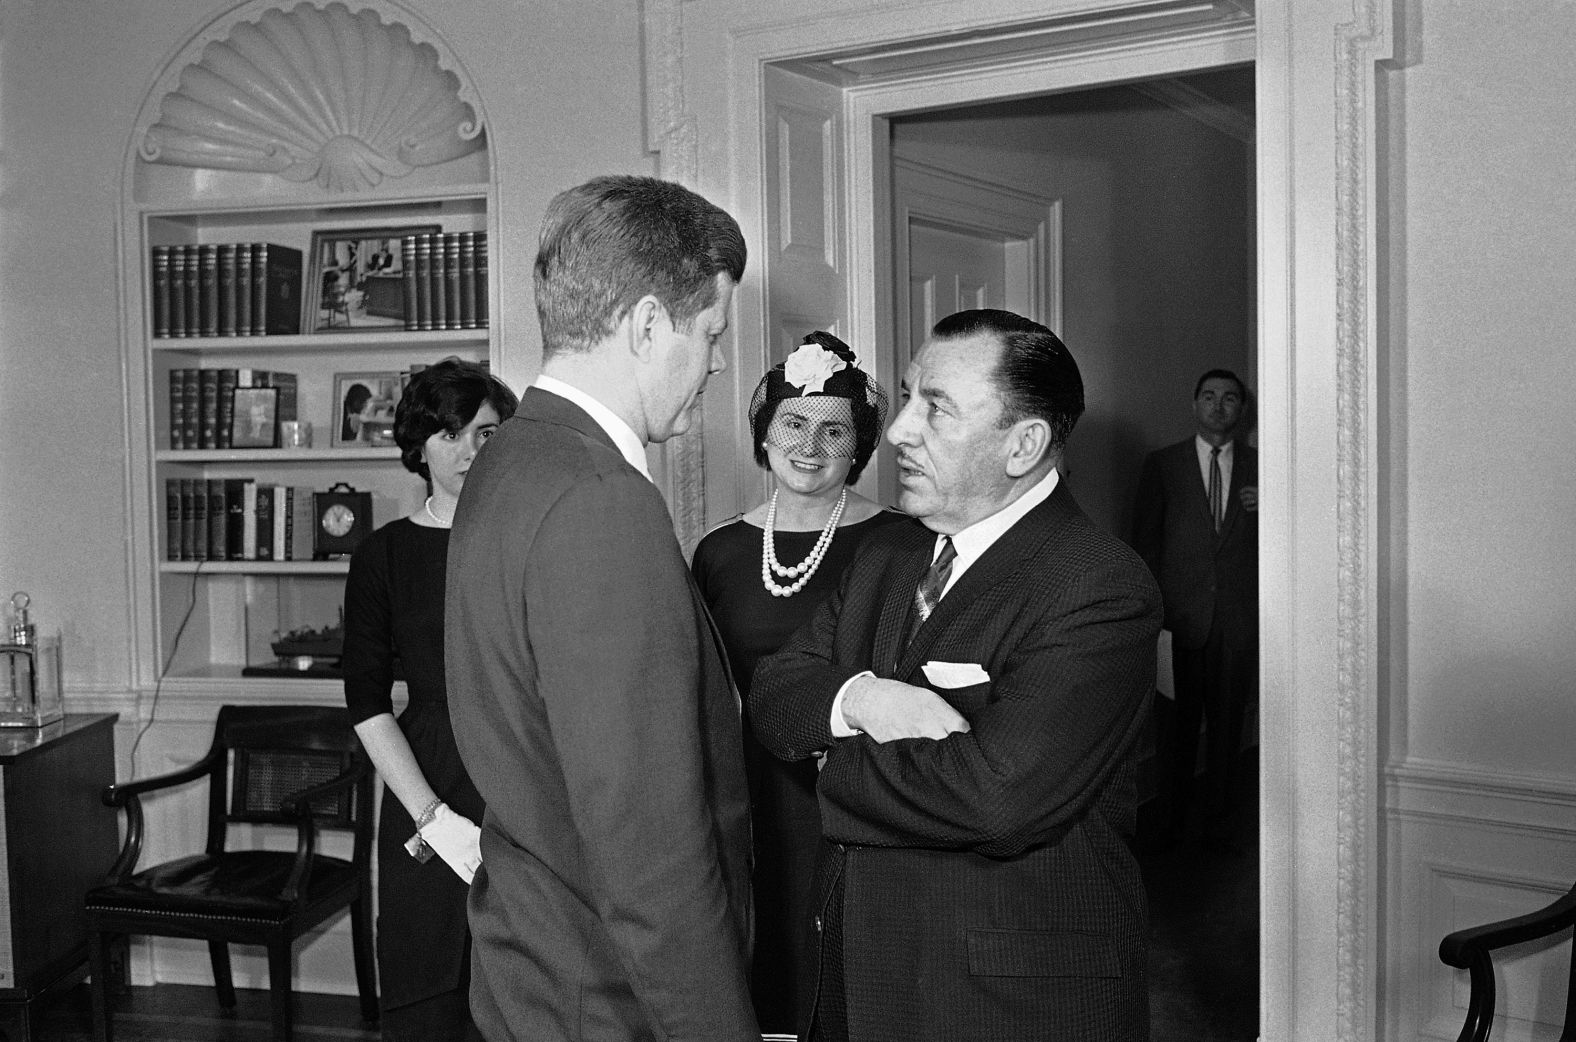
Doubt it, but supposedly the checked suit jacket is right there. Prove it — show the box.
[750,479,1162,1042]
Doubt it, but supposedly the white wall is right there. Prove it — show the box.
[892,85,1253,538]
[1384,3,1576,1040]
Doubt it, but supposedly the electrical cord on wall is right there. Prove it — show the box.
[127,561,203,778]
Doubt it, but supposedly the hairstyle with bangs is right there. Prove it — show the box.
[534,175,747,359]
[395,358,519,481]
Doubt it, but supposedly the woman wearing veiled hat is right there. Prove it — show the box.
[691,331,903,1033]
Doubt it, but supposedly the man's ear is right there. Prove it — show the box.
[628,294,665,361]
[1003,417,1052,478]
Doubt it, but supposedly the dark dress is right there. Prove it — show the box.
[692,510,906,1034]
[343,518,484,1041]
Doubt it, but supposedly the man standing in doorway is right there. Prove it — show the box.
[446,175,759,1041]
[752,308,1162,1041]
[1131,369,1258,852]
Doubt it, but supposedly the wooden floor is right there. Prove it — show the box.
[26,982,377,1042]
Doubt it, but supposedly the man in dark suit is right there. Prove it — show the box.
[446,175,759,1041]
[751,309,1162,1042]
[1131,369,1258,850]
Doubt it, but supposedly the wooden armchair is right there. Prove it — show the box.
[1438,879,1576,1042]
[84,705,377,1042]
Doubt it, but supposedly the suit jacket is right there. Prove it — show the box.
[750,481,1162,1042]
[1130,438,1258,650]
[446,387,757,1042]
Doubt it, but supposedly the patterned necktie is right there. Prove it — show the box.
[911,537,958,642]
[1209,446,1224,532]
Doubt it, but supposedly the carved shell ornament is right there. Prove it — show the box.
[140,2,484,192]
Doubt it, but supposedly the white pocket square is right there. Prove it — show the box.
[921,661,991,688]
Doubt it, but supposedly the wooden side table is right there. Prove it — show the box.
[0,713,120,1041]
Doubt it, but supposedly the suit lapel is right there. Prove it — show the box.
[874,531,932,678]
[894,483,1075,678]
[1217,442,1254,541]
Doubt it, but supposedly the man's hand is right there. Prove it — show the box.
[842,675,972,743]
[1240,485,1258,511]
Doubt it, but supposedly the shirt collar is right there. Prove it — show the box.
[533,374,651,481]
[938,467,1061,574]
[1195,434,1234,461]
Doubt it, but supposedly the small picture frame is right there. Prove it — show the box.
[305,225,440,332]
[230,386,280,449]
[332,371,402,448]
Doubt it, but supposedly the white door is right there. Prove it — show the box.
[905,219,1009,363]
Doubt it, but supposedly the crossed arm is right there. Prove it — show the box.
[751,561,1160,857]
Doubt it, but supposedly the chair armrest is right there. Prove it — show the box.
[1439,883,1576,966]
[101,747,224,807]
[279,763,368,903]
[98,747,225,883]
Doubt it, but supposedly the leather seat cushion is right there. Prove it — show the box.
[85,852,357,920]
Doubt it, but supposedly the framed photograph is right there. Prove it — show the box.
[332,371,402,448]
[305,224,439,332]
[230,386,280,449]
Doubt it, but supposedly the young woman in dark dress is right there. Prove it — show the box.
[341,358,517,1042]
[691,333,901,1034]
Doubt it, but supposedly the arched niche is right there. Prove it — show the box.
[126,0,490,206]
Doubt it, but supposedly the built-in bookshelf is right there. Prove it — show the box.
[122,1,496,692]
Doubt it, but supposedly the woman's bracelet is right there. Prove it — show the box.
[413,796,443,831]
[404,797,445,861]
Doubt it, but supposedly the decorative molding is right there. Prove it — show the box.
[136,1,484,192]
[1388,758,1576,837]
[642,0,707,554]
[1334,1,1393,1038]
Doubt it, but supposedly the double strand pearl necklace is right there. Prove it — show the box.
[761,487,847,598]
[423,495,454,529]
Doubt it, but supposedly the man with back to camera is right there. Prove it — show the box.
[445,175,759,1041]
[1131,369,1258,852]
[751,308,1163,1042]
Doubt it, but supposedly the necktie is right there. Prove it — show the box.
[910,537,957,644]
[1209,446,1223,532]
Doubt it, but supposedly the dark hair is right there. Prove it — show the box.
[748,331,887,485]
[1194,368,1247,400]
[533,175,747,358]
[931,308,1084,452]
[394,358,519,480]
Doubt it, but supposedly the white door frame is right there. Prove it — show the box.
[645,2,1392,1038]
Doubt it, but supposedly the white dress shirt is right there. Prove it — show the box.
[533,374,651,481]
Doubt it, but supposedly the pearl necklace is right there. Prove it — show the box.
[423,496,453,529]
[761,487,847,598]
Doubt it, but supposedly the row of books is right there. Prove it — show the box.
[151,243,304,338]
[168,369,299,450]
[165,479,317,562]
[401,231,488,331]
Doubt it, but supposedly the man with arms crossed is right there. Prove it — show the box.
[752,309,1162,1042]
[447,175,758,1041]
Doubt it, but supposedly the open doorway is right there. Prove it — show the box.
[890,68,1259,1038]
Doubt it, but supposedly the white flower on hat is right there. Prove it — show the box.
[783,341,848,394]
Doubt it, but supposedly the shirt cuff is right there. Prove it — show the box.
[829,670,873,737]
